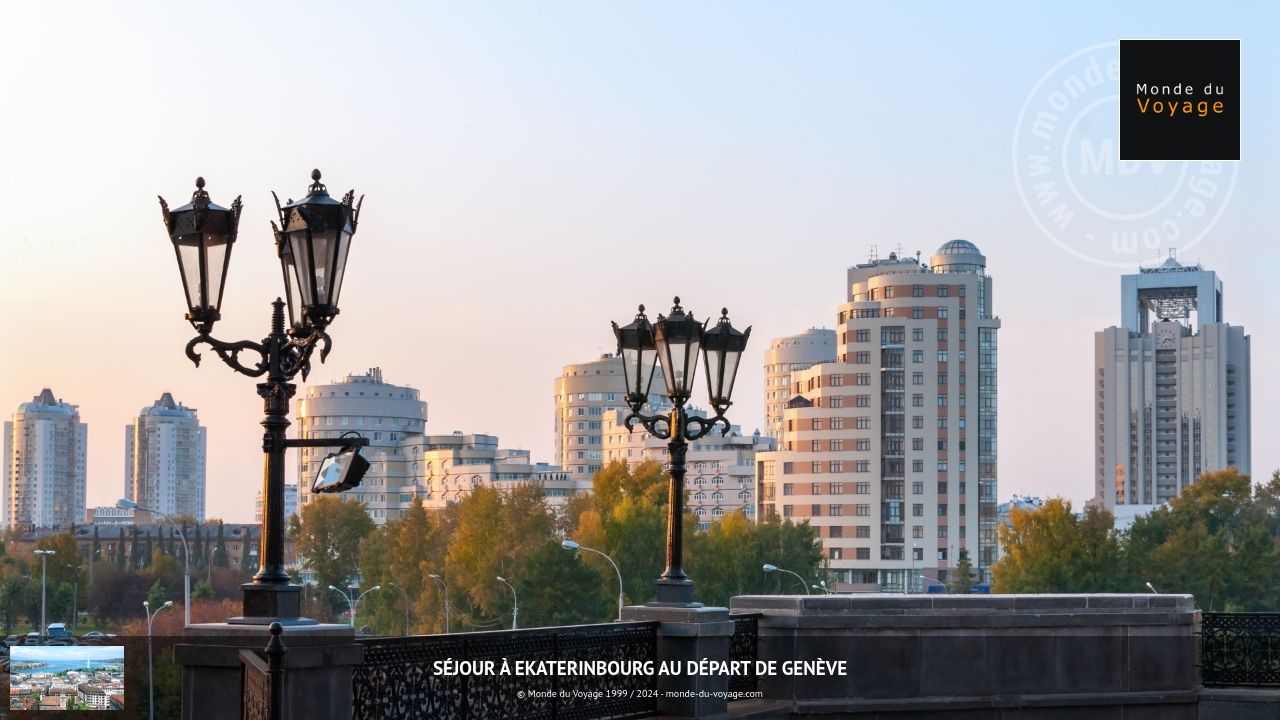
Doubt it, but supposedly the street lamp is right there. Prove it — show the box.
[812,581,833,595]
[762,563,810,595]
[329,585,379,629]
[1146,581,1160,594]
[158,172,369,625]
[33,549,55,639]
[910,544,920,594]
[429,574,450,634]
[118,498,191,627]
[563,539,625,621]
[612,300,750,605]
[386,582,410,636]
[496,576,518,630]
[918,574,944,592]
[144,600,173,720]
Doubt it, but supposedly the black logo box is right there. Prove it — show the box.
[1120,39,1240,161]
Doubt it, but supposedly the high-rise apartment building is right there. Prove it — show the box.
[295,368,429,524]
[765,329,836,441]
[255,483,298,524]
[1093,256,1250,527]
[554,355,668,487]
[125,392,207,520]
[601,409,776,528]
[758,241,1000,591]
[3,389,88,530]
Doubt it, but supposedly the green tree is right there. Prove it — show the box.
[212,522,229,568]
[192,579,215,601]
[515,541,611,627]
[147,579,168,609]
[289,496,375,612]
[950,549,976,594]
[91,526,102,561]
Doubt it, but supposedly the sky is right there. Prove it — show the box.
[1,1,1276,522]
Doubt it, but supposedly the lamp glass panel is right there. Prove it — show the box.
[331,228,352,307]
[205,235,230,311]
[639,346,658,397]
[178,240,202,311]
[621,347,640,395]
[679,337,700,395]
[288,232,315,307]
[311,228,336,305]
[705,347,724,401]
[721,351,741,403]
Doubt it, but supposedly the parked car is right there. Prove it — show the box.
[81,631,105,639]
[24,632,39,644]
[46,623,72,638]
[3,635,18,647]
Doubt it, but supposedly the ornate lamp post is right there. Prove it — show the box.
[158,171,369,625]
[612,298,750,605]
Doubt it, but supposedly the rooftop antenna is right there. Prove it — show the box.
[869,243,878,262]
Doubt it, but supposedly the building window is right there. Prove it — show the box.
[856,417,871,429]
[829,482,844,494]
[856,547,871,560]
[913,373,924,385]
[783,483,794,496]
[913,460,924,472]
[855,352,871,364]
[830,374,845,386]
[938,307,948,319]
[913,525,924,539]
[855,373,871,385]
[938,285,949,297]
[830,396,844,408]
[913,285,924,297]
[830,461,844,473]
[856,525,871,538]
[829,504,843,517]
[937,351,948,363]
[855,504,871,516]
[938,504,948,516]
[855,395,871,407]
[912,306,924,319]
[912,481,924,494]
[855,482,870,494]
[855,329,870,342]
[854,461,870,472]
[912,350,924,363]
[830,548,843,560]
[811,461,823,474]
[855,439,871,451]
[831,438,844,450]
[913,394,923,407]
[913,504,923,517]
[938,526,948,539]
[783,505,793,517]
[913,328,924,341]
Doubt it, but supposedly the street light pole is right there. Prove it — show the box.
[563,540,625,621]
[329,585,379,629]
[33,549,54,639]
[429,574,450,634]
[612,300,750,606]
[118,499,191,627]
[159,172,367,625]
[496,576,518,630]
[145,600,173,720]
[763,563,810,594]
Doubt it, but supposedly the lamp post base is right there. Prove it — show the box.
[652,578,700,607]
[228,583,318,625]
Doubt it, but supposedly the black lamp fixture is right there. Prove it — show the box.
[313,433,371,494]
[159,170,369,625]
[612,297,750,606]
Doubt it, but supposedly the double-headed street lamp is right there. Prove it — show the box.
[612,299,750,605]
[158,171,370,624]
[496,576,519,630]
[144,600,173,720]
[429,574,450,634]
[118,499,191,627]
[763,563,810,595]
[328,585,380,629]
[563,539,624,621]
[33,549,55,638]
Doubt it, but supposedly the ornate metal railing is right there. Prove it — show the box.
[241,622,287,720]
[728,613,760,694]
[1201,612,1280,686]
[354,622,659,720]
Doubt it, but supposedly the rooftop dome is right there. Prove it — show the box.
[936,239,982,255]
[16,389,78,416]
[141,392,196,418]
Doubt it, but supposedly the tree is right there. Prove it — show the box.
[147,579,168,610]
[993,498,1116,593]
[91,526,102,562]
[515,541,611,627]
[950,550,976,594]
[192,579,215,601]
[212,522,229,568]
[289,496,375,611]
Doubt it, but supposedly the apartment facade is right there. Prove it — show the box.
[125,392,207,520]
[758,240,1000,591]
[254,483,299,524]
[554,355,669,487]
[295,368,429,523]
[601,409,775,528]
[3,389,87,530]
[1094,257,1250,528]
[764,328,836,441]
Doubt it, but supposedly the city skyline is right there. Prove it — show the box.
[1,2,1276,522]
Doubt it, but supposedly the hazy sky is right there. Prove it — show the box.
[1,1,1276,522]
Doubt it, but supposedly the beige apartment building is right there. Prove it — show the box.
[601,409,775,529]
[758,240,1000,591]
[3,389,87,530]
[125,392,207,521]
[765,329,836,441]
[554,355,669,487]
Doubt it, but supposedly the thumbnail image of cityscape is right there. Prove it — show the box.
[9,646,125,711]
